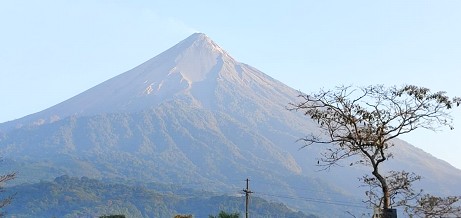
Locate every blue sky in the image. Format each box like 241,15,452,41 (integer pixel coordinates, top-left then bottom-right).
1,1,460,168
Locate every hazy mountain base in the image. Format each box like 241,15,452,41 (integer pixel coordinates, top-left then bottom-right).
0,100,365,217
4,176,315,218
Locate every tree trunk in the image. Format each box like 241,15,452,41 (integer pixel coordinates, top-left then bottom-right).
373,170,390,209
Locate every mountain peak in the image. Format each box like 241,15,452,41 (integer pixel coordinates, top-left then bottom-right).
1,33,284,129
186,32,210,42
0,33,240,127
144,33,234,84
170,32,230,60
183,33,218,47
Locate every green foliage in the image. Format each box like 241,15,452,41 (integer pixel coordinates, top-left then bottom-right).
6,176,316,218
100,215,126,218
209,210,239,218
0,99,363,216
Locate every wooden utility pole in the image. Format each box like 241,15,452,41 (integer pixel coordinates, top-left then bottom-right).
243,178,253,218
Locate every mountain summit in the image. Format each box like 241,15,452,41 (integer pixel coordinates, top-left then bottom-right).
4,33,294,130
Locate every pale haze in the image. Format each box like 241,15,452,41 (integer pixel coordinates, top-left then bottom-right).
1,1,460,169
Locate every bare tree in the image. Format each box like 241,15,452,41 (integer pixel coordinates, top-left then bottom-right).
289,84,460,211
406,194,461,217
0,171,15,217
360,170,422,208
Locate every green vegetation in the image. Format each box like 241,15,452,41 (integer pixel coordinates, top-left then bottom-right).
7,176,315,218
209,210,240,218
0,103,357,216
100,215,126,218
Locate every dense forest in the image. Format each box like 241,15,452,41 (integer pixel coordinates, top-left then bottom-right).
5,176,315,218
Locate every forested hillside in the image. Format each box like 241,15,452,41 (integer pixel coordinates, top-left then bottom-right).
6,176,315,218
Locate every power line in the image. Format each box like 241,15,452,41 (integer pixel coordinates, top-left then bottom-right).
149,177,368,209
254,192,367,208
250,179,353,197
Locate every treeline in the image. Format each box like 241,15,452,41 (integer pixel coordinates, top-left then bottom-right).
6,175,315,218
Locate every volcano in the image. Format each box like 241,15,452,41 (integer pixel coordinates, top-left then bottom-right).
1,33,461,217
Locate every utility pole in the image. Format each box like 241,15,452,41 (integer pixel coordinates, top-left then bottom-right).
243,178,253,218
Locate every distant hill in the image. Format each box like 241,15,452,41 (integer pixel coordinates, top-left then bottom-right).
6,176,315,218
1,33,461,216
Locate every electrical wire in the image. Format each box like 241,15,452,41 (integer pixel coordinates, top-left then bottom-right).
254,191,367,208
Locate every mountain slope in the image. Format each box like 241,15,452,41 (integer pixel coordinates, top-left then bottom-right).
1,33,461,216
0,33,298,129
